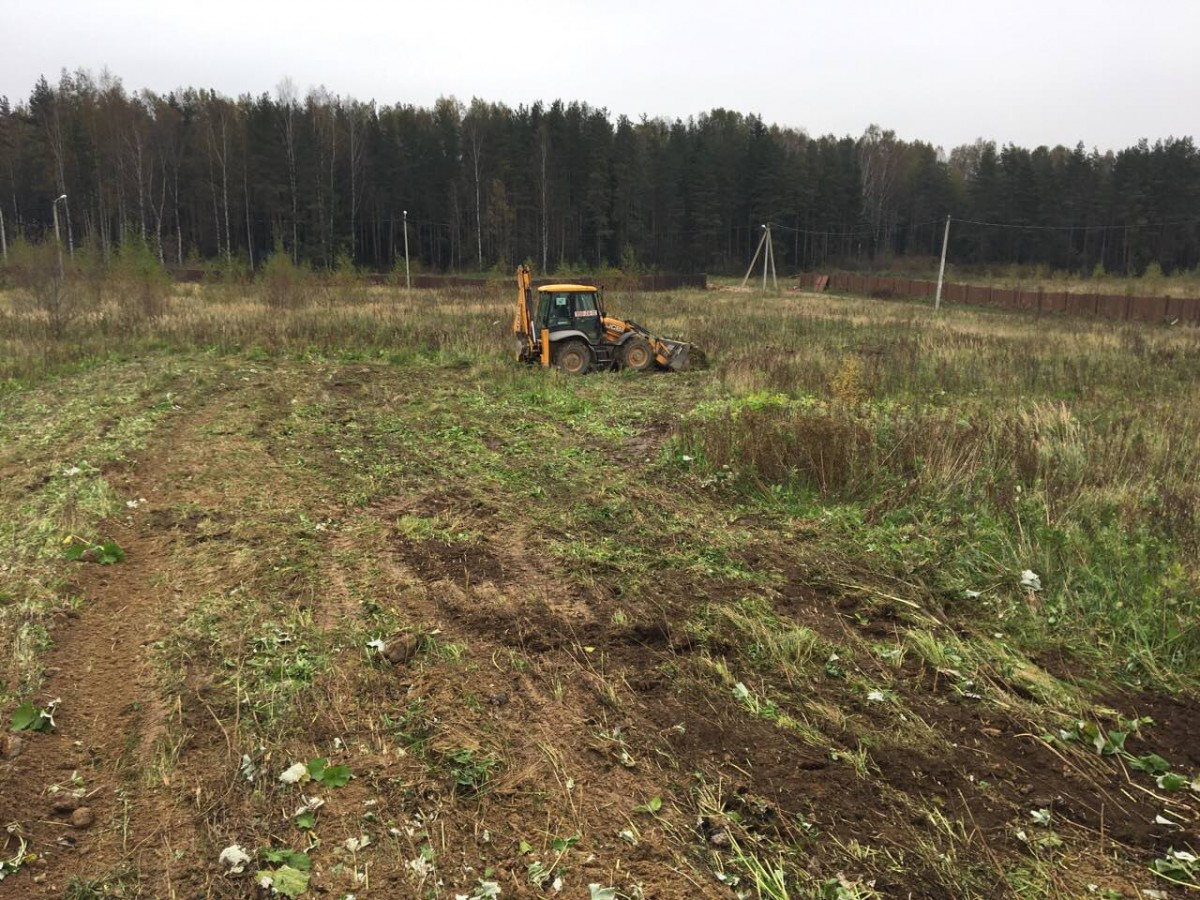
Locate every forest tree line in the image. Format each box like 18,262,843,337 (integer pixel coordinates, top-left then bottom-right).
1,69,1198,276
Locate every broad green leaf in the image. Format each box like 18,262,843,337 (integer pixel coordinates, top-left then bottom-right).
96,541,125,564
304,758,350,787
262,849,311,872
294,811,316,830
9,703,40,732
1156,773,1188,791
1128,754,1171,775
551,834,580,852
258,864,310,898
9,702,52,733
318,764,351,787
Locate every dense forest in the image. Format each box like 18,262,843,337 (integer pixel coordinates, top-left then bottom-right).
1,69,1198,276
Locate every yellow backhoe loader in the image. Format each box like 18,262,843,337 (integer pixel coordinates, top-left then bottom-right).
511,266,698,374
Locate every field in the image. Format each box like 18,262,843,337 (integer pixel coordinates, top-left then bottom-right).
863,258,1200,300
0,280,1198,899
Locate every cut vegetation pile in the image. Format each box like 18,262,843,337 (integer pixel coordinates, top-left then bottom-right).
0,279,1197,898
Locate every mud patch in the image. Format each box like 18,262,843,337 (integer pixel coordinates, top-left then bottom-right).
390,534,509,588
1102,689,1200,771
146,506,234,543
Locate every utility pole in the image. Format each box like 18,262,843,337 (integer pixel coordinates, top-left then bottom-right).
740,224,779,293
934,215,951,311
52,194,67,281
402,209,411,291
767,224,778,292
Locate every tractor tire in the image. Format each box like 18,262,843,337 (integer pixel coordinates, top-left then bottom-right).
619,336,654,371
554,340,593,375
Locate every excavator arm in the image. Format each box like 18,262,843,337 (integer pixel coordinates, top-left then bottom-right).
513,264,538,362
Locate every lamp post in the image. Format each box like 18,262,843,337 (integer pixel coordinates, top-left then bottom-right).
402,210,411,291
52,194,68,281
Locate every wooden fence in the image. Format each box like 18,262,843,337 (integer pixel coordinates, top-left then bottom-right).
170,269,707,292
797,273,1200,324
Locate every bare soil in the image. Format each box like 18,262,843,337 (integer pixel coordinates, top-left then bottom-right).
1,360,1196,899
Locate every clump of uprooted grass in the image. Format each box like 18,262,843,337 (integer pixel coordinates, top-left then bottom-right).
677,390,1200,684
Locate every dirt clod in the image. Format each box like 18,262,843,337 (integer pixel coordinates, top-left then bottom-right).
51,795,81,814
384,634,421,666
69,807,94,829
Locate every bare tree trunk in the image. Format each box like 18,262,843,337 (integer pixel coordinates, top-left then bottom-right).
328,103,337,264
540,130,549,273
0,204,7,263
131,129,147,240
96,168,110,259
275,79,301,264
116,181,126,246
6,161,18,228
206,140,221,258
348,106,359,263
153,155,167,263
220,114,232,267
243,155,254,272
465,118,483,270
173,163,183,265
451,192,461,271
46,103,75,256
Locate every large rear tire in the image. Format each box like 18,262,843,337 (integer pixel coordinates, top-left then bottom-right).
554,340,593,375
619,336,653,371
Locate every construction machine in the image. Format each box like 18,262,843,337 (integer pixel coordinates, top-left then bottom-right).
511,265,697,374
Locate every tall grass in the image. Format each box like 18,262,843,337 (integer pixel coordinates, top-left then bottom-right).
2,267,1198,680
0,277,508,383
671,300,1200,682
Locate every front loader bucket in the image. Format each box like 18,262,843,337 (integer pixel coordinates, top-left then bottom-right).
667,343,690,371
658,338,699,371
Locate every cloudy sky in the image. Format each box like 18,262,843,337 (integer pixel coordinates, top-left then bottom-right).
3,0,1197,151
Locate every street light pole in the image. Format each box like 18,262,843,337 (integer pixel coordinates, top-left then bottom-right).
402,209,411,291
52,194,67,281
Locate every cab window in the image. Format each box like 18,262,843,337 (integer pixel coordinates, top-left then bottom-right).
548,293,572,327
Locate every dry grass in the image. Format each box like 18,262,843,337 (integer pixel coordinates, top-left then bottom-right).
1,270,1198,898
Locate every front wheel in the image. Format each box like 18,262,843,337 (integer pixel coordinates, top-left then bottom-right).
619,336,653,371
554,340,593,375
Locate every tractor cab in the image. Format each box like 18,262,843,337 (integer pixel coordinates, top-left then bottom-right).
534,284,604,344
513,266,696,374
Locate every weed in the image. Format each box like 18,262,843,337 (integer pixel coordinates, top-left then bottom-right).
443,747,498,796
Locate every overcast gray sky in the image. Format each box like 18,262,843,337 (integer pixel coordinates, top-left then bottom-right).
3,0,1197,151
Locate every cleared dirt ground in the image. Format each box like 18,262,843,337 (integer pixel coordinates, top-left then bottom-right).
1,288,1198,898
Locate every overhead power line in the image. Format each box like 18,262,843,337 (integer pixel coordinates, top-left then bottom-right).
949,216,1200,232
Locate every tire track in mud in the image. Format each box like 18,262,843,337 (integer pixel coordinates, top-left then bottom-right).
363,492,859,896
0,378,254,897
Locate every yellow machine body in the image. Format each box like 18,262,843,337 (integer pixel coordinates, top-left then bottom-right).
511,266,695,374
